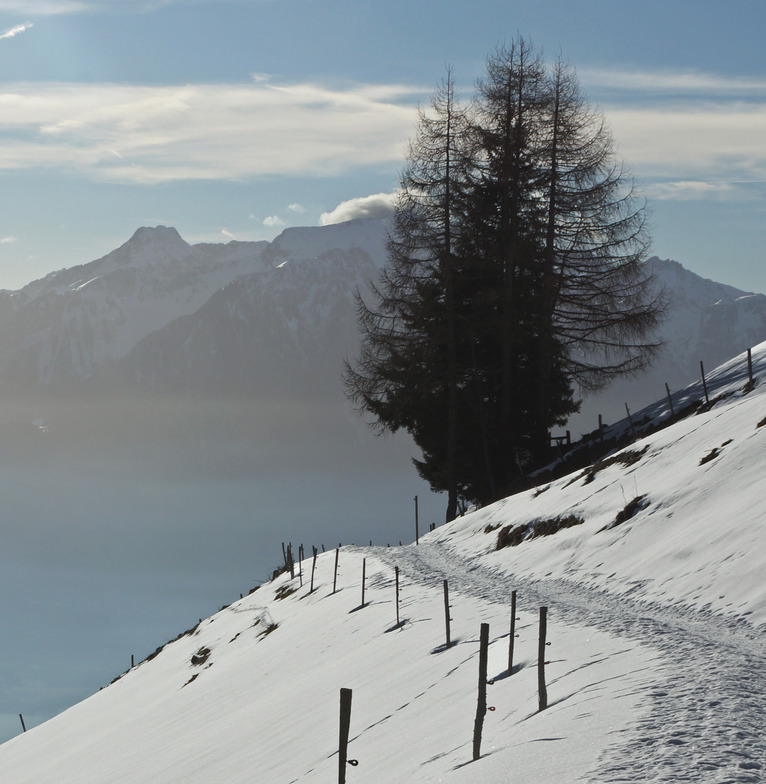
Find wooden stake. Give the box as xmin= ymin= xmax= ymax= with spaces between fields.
xmin=443 ymin=580 xmax=451 ymax=649
xmin=472 ymin=623 xmax=490 ymax=760
xmin=700 ymin=360 xmax=710 ymax=404
xmin=310 ymin=546 xmax=317 ymax=593
xmin=395 ymin=566 xmax=400 ymax=627
xmin=332 ymin=548 xmax=339 ymax=595
xmin=19 ymin=713 xmax=26 ymax=733
xmin=625 ymin=403 xmax=635 ymax=435
xmin=361 ymin=558 xmax=366 ymax=607
xmin=748 ymin=348 xmax=754 ymax=385
xmin=414 ymin=495 xmax=419 ymax=545
xmin=538 ymin=607 xmax=548 ymax=711
xmin=508 ymin=590 xmax=517 ymax=675
xmin=665 ymin=382 xmax=675 ymax=416
xmin=338 ymin=688 xmax=353 ymax=784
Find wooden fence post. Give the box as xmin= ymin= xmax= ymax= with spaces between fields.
xmin=288 ymin=543 xmax=294 ymax=579
xmin=361 ymin=558 xmax=366 ymax=607
xmin=443 ymin=580 xmax=451 ymax=649
xmin=472 ymin=622 xmax=490 ymax=760
xmin=748 ymin=348 xmax=754 ymax=385
xmin=508 ymin=590 xmax=517 ymax=676
xmin=700 ymin=360 xmax=710 ymax=404
xmin=310 ymin=546 xmax=318 ymax=593
xmin=538 ymin=607 xmax=548 ymax=711
xmin=665 ymin=382 xmax=675 ymax=416
xmin=395 ymin=566 xmax=400 ymax=627
xmin=19 ymin=714 xmax=26 ymax=733
xmin=338 ymin=688 xmax=353 ymax=784
xmin=414 ymin=495 xmax=419 ymax=545
xmin=333 ymin=548 xmax=339 ymax=595
xmin=298 ymin=547 xmax=303 ymax=587
xmin=625 ymin=403 xmax=635 ymax=435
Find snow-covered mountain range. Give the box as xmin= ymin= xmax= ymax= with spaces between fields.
xmin=1 ymin=337 xmax=764 ymax=783
xmin=0 ymin=218 xmax=763 ymax=432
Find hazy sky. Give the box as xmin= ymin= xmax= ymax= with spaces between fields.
xmin=0 ymin=0 xmax=765 ymax=292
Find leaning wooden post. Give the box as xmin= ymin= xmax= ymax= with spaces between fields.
xmin=298 ymin=548 xmax=303 ymax=587
xmin=361 ymin=558 xmax=366 ymax=607
xmin=395 ymin=566 xmax=400 ymax=627
xmin=538 ymin=607 xmax=548 ymax=711
xmin=310 ymin=546 xmax=318 ymax=593
xmin=748 ymin=348 xmax=754 ymax=385
xmin=665 ymin=382 xmax=675 ymax=416
xmin=508 ymin=590 xmax=517 ymax=675
xmin=625 ymin=403 xmax=635 ymax=435
xmin=338 ymin=688 xmax=353 ymax=784
xmin=700 ymin=360 xmax=710 ymax=404
xmin=414 ymin=495 xmax=419 ymax=545
xmin=443 ymin=580 xmax=451 ymax=649
xmin=288 ymin=543 xmax=294 ymax=579
xmin=19 ymin=713 xmax=26 ymax=733
xmin=332 ymin=548 xmax=339 ymax=595
xmin=472 ymin=622 xmax=490 ymax=761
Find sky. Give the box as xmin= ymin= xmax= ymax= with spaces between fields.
xmin=0 ymin=0 xmax=765 ymax=292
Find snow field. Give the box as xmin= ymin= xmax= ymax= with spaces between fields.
xmin=0 ymin=548 xmax=656 ymax=783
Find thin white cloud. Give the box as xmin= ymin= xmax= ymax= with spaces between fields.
xmin=287 ymin=203 xmax=305 ymax=213
xmin=645 ymin=181 xmax=739 ymax=201
xmin=320 ymin=192 xmax=397 ymax=225
xmin=0 ymin=1 xmax=88 ymax=14
xmin=0 ymin=235 xmax=18 ymax=244
xmin=581 ymin=67 xmax=766 ymax=95
xmin=0 ymin=0 xmax=184 ymax=14
xmin=605 ymin=103 xmax=766 ymax=185
xmin=0 ymin=79 xmax=421 ymax=184
xmin=262 ymin=216 xmax=285 ymax=228
xmin=0 ymin=22 xmax=34 ymax=39
xmin=220 ymin=228 xmax=236 ymax=239
xmin=1 ymin=73 xmax=764 ymax=206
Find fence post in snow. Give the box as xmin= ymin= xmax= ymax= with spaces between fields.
xmin=338 ymin=688 xmax=353 ymax=784
xmin=310 ymin=546 xmax=317 ymax=593
xmin=395 ymin=566 xmax=401 ymax=627
xmin=443 ymin=580 xmax=451 ymax=649
xmin=665 ymin=383 xmax=675 ymax=417
xmin=414 ymin=495 xmax=419 ymax=545
xmin=508 ymin=590 xmax=517 ymax=676
xmin=333 ymin=548 xmax=339 ymax=595
xmin=748 ymin=348 xmax=754 ymax=386
xmin=361 ymin=558 xmax=366 ymax=608
xmin=472 ymin=622 xmax=490 ymax=761
xmin=538 ymin=607 xmax=548 ymax=711
xmin=700 ymin=360 xmax=710 ymax=405
xmin=624 ymin=403 xmax=635 ymax=436
xmin=19 ymin=714 xmax=26 ymax=733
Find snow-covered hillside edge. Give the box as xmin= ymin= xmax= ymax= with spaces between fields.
xmin=2 ymin=345 xmax=765 ymax=782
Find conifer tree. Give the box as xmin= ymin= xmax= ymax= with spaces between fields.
xmin=346 ymin=39 xmax=662 ymax=518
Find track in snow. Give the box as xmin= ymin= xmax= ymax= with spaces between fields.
xmin=367 ymin=541 xmax=766 ymax=783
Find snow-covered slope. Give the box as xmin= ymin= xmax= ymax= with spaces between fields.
xmin=2 ymin=342 xmax=764 ymax=783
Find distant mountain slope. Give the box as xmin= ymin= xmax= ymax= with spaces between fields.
xmin=110 ymin=245 xmax=379 ymax=401
xmin=569 ymin=257 xmax=766 ymax=434
xmin=0 ymin=221 xmax=764 ymax=444
xmin=0 ymin=227 xmax=268 ymax=390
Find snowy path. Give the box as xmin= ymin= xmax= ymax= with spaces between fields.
xmin=370 ymin=541 xmax=766 ymax=783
